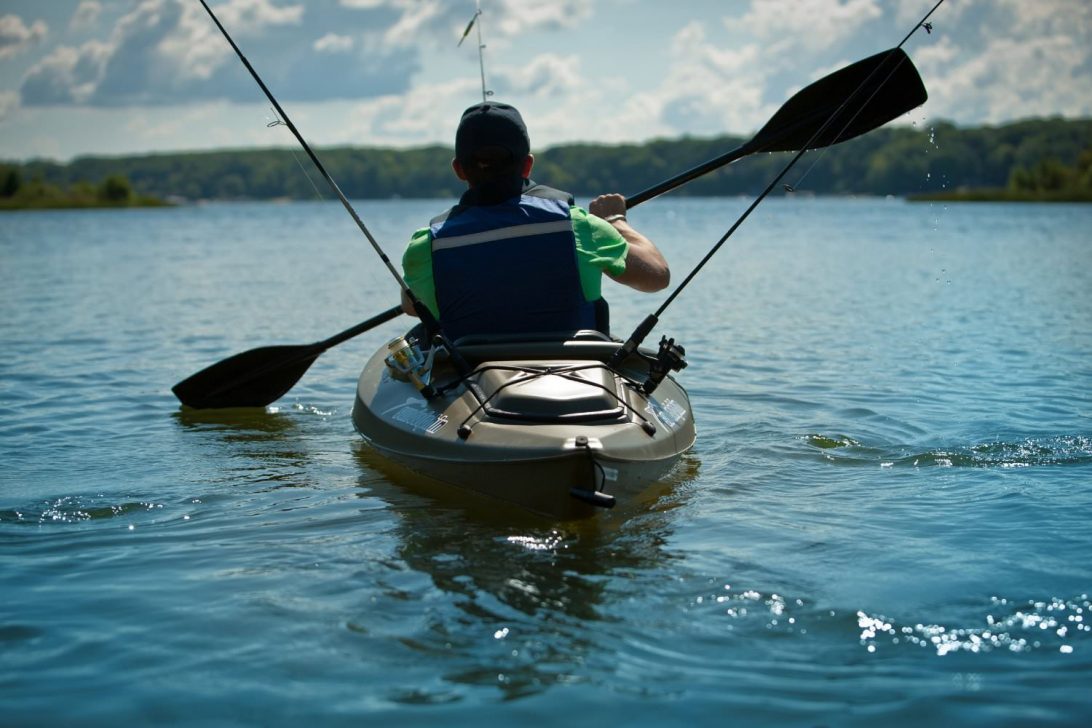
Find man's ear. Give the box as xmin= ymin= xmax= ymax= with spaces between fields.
xmin=452 ymin=158 xmax=468 ymax=181
xmin=521 ymin=154 xmax=535 ymax=178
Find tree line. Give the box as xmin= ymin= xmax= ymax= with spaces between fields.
xmin=3 ymin=117 xmax=1090 ymax=207
xmin=0 ymin=166 xmax=168 ymax=209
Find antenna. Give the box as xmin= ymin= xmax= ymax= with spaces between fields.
xmin=459 ymin=0 xmax=493 ymax=102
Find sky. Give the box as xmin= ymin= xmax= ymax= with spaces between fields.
xmin=0 ymin=0 xmax=1090 ymax=162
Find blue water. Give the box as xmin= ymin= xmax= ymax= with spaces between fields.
xmin=2 ymin=197 xmax=1090 ymax=725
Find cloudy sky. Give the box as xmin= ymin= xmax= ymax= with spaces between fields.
xmin=1 ymin=0 xmax=1089 ymax=162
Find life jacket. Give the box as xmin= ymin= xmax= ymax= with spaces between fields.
xmin=429 ymin=184 xmax=597 ymax=341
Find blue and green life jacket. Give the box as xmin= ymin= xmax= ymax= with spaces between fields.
xmin=429 ymin=184 xmax=597 ymax=341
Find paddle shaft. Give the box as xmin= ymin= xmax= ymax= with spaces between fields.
xmin=317 ymin=305 xmax=403 ymax=351
xmin=626 ymin=144 xmax=751 ymax=209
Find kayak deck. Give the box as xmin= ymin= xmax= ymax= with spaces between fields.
xmin=352 ymin=334 xmax=696 ymax=519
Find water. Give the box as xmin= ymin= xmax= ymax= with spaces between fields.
xmin=2 ymin=197 xmax=1090 ymax=725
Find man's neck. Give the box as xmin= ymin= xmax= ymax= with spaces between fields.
xmin=460 ymin=176 xmax=530 ymax=206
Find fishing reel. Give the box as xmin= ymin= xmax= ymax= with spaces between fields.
xmin=385 ymin=335 xmax=438 ymax=399
xmin=641 ymin=336 xmax=688 ymax=395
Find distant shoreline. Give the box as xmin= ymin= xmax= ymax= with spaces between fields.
xmin=5 ymin=193 xmax=1091 ymax=210
xmin=909 ymin=188 xmax=1092 ymax=203
xmin=6 ymin=117 xmax=1089 ymax=205
xmin=0 ymin=197 xmax=172 ymax=211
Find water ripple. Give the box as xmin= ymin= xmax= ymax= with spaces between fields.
xmin=857 ymin=594 xmax=1091 ymax=656
xmin=0 ymin=494 xmax=167 ymax=526
xmin=804 ymin=433 xmax=1092 ymax=468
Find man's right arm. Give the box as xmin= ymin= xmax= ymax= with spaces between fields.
xmin=588 ymin=193 xmax=670 ymax=292
xmin=606 ymin=218 xmax=670 ymax=292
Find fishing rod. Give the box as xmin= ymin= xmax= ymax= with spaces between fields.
xmin=196 ymin=0 xmax=460 ymax=396
xmin=459 ymin=0 xmax=492 ymax=102
xmin=609 ymin=0 xmax=945 ymax=370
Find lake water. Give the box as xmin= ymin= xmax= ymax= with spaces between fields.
xmin=2 ymin=196 xmax=1090 ymax=725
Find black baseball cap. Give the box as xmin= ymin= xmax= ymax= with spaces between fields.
xmin=455 ymin=102 xmax=530 ymax=162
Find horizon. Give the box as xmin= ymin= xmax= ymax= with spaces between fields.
xmin=1 ymin=1 xmax=1090 ymax=164
xmin=8 ymin=113 xmax=1088 ymax=167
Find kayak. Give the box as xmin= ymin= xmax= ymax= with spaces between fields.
xmin=351 ymin=331 xmax=696 ymax=519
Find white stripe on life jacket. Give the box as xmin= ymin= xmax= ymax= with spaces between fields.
xmin=432 ymin=219 xmax=573 ymax=251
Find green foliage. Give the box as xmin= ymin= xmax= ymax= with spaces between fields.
xmin=3 ymin=117 xmax=1090 ymax=205
xmin=0 ymin=170 xmax=166 ymax=210
xmin=913 ymin=123 xmax=1092 ymax=202
xmin=98 ymin=174 xmax=133 ymax=202
xmin=1 ymin=165 xmax=21 ymax=197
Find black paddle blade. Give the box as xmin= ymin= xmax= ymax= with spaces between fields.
xmin=750 ymin=47 xmax=927 ymax=154
xmin=172 ymin=344 xmax=323 ymax=409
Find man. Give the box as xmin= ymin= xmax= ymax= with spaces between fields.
xmin=400 ymin=101 xmax=669 ymax=342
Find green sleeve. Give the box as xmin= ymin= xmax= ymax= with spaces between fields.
xmin=401 ymin=227 xmax=439 ymax=317
xmin=570 ymin=206 xmax=629 ymax=301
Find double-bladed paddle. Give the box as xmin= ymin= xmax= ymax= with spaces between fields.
xmin=173 ymin=46 xmax=925 ymax=409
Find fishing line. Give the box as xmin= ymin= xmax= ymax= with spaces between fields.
xmin=198 ymin=0 xmax=475 ymax=386
xmin=198 ymin=0 xmax=486 ymax=399
xmin=266 ymin=108 xmax=326 ymax=201
xmin=197 ymin=0 xmax=409 ymax=297
xmin=611 ymin=0 xmax=945 ymax=366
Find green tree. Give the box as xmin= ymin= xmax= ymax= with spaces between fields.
xmin=1010 ymin=158 xmax=1074 ymax=192
xmin=1 ymin=165 xmax=21 ymax=197
xmin=98 ymin=175 xmax=133 ymax=203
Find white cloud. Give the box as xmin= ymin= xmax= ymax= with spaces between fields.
xmin=0 ymin=14 xmax=48 ymax=59
xmin=216 ymin=0 xmax=305 ymax=34
xmin=493 ymin=53 xmax=581 ymax=98
xmin=158 ymin=1 xmax=234 ymax=84
xmin=736 ymin=0 xmax=882 ymax=53
xmin=1005 ymin=0 xmax=1092 ymax=36
xmin=353 ymin=0 xmax=589 ymax=49
xmin=920 ymin=33 xmax=1092 ymax=123
xmin=904 ymin=0 xmax=1092 ymax=124
xmin=69 ymin=1 xmax=103 ymax=33
xmin=345 ymin=75 xmax=481 ymax=146
xmin=492 ymin=0 xmax=589 ymax=36
xmin=613 ymin=21 xmax=770 ymax=140
xmin=313 ymin=32 xmax=355 ymax=53
xmin=335 ymin=52 xmax=587 ymax=150
xmin=0 ymin=90 xmax=20 ymax=121
xmin=3 ymin=0 xmax=1090 ymax=162
xmin=19 ymin=0 xmax=414 ymax=107
xmin=895 ymin=0 xmax=969 ymax=27
xmin=20 ymin=42 xmax=113 ymax=105
xmin=381 ymin=1 xmax=444 ymax=46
